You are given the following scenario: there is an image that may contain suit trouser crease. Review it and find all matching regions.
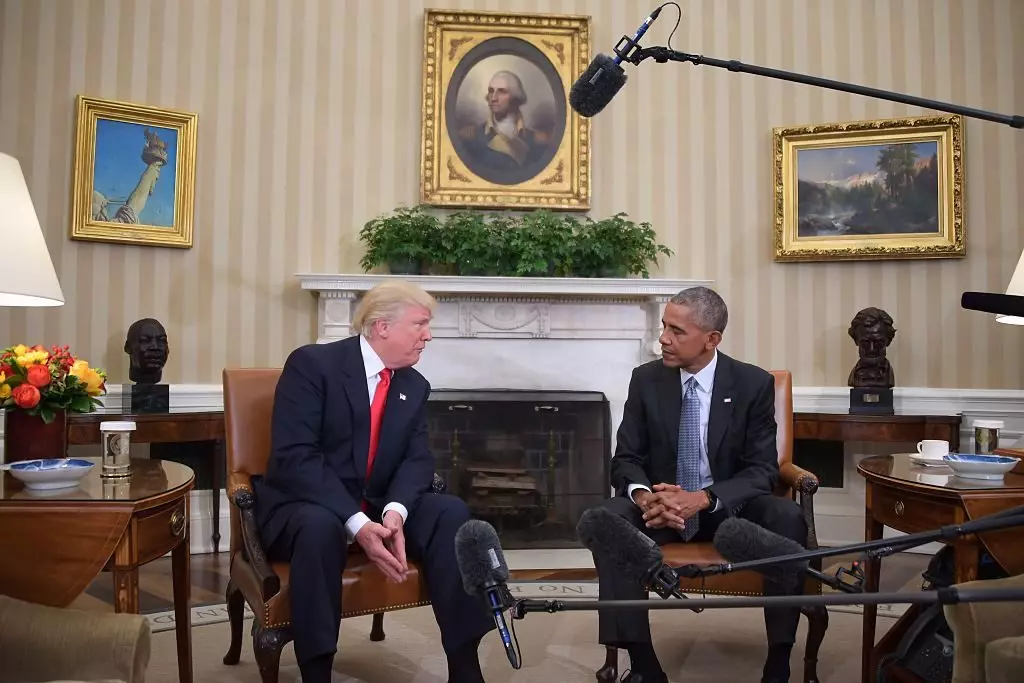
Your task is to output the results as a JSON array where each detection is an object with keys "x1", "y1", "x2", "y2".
[
  {"x1": 595, "y1": 494, "x2": 807, "y2": 649},
  {"x1": 264, "y1": 494, "x2": 495, "y2": 666}
]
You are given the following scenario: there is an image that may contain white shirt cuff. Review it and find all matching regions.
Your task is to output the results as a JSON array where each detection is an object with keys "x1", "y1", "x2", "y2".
[
  {"x1": 345, "y1": 511, "x2": 371, "y2": 542},
  {"x1": 627, "y1": 483, "x2": 652, "y2": 506},
  {"x1": 382, "y1": 502, "x2": 408, "y2": 523}
]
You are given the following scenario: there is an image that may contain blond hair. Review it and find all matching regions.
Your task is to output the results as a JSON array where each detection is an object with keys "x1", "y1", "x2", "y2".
[{"x1": 352, "y1": 280, "x2": 437, "y2": 337}]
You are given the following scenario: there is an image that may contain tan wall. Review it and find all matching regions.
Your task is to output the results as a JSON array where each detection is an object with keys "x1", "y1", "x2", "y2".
[{"x1": 1, "y1": 0, "x2": 1022, "y2": 388}]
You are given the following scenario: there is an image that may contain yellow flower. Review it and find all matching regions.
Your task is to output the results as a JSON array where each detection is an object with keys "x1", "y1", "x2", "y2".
[
  {"x1": 16, "y1": 350, "x2": 48, "y2": 367},
  {"x1": 12, "y1": 344, "x2": 27, "y2": 356},
  {"x1": 0, "y1": 384, "x2": 10, "y2": 400},
  {"x1": 71, "y1": 361, "x2": 104, "y2": 396}
]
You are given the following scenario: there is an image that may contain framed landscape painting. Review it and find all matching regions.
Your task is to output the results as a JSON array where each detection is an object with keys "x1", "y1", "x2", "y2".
[
  {"x1": 70, "y1": 95, "x2": 197, "y2": 248},
  {"x1": 773, "y1": 114, "x2": 964, "y2": 262},
  {"x1": 420, "y1": 9, "x2": 591, "y2": 210}
]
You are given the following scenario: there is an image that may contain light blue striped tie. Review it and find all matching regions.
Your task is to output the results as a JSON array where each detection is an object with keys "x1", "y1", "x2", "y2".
[{"x1": 676, "y1": 376, "x2": 702, "y2": 541}]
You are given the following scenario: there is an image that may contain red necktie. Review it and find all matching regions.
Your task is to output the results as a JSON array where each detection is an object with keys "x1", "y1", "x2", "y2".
[{"x1": 363, "y1": 368, "x2": 392, "y2": 511}]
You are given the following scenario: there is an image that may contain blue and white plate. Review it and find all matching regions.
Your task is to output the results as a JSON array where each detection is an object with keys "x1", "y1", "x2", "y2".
[
  {"x1": 4, "y1": 458, "x2": 95, "y2": 490},
  {"x1": 943, "y1": 453, "x2": 1020, "y2": 481}
]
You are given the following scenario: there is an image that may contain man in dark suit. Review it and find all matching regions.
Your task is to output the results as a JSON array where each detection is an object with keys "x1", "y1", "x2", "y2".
[
  {"x1": 253, "y1": 280, "x2": 494, "y2": 683},
  {"x1": 591, "y1": 286, "x2": 807, "y2": 683}
]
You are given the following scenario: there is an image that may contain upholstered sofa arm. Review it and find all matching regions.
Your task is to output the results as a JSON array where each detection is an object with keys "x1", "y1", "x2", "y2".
[
  {"x1": 227, "y1": 472, "x2": 280, "y2": 600},
  {"x1": 944, "y1": 574, "x2": 1024, "y2": 683},
  {"x1": 0, "y1": 595, "x2": 150, "y2": 683}
]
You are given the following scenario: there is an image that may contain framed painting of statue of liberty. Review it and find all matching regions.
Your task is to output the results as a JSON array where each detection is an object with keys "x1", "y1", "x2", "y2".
[
  {"x1": 69, "y1": 95, "x2": 197, "y2": 248},
  {"x1": 773, "y1": 114, "x2": 965, "y2": 262},
  {"x1": 420, "y1": 9, "x2": 591, "y2": 210}
]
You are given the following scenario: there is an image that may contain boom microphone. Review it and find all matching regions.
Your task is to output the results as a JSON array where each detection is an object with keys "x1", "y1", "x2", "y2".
[
  {"x1": 569, "y1": 6, "x2": 663, "y2": 117},
  {"x1": 576, "y1": 507, "x2": 700, "y2": 609},
  {"x1": 711, "y1": 517, "x2": 809, "y2": 581},
  {"x1": 961, "y1": 291, "x2": 1024, "y2": 320},
  {"x1": 454, "y1": 519, "x2": 521, "y2": 669}
]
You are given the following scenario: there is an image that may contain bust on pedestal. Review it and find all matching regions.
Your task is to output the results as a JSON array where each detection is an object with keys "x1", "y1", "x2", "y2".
[
  {"x1": 848, "y1": 307, "x2": 896, "y2": 415},
  {"x1": 121, "y1": 318, "x2": 170, "y2": 413}
]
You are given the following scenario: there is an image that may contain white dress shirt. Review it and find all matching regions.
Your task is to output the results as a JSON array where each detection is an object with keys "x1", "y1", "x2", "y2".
[
  {"x1": 344, "y1": 336, "x2": 409, "y2": 540},
  {"x1": 628, "y1": 350, "x2": 721, "y2": 512}
]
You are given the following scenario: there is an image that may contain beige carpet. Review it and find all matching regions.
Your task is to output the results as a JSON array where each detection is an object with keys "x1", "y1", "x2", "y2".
[{"x1": 146, "y1": 605, "x2": 890, "y2": 682}]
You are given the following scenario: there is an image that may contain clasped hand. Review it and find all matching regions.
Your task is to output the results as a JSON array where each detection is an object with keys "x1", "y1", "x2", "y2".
[
  {"x1": 635, "y1": 484, "x2": 709, "y2": 531},
  {"x1": 354, "y1": 510, "x2": 410, "y2": 583}
]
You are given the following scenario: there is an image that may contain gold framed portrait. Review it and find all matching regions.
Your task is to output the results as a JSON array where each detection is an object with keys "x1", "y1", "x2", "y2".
[
  {"x1": 420, "y1": 9, "x2": 591, "y2": 211},
  {"x1": 773, "y1": 114, "x2": 964, "y2": 262},
  {"x1": 70, "y1": 95, "x2": 197, "y2": 248}
]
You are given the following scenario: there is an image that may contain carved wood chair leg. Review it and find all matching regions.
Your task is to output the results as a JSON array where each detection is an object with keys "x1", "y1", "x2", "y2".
[
  {"x1": 800, "y1": 604, "x2": 829, "y2": 683},
  {"x1": 370, "y1": 612, "x2": 386, "y2": 641},
  {"x1": 222, "y1": 580, "x2": 246, "y2": 665},
  {"x1": 252, "y1": 622, "x2": 289, "y2": 683},
  {"x1": 595, "y1": 645, "x2": 619, "y2": 682}
]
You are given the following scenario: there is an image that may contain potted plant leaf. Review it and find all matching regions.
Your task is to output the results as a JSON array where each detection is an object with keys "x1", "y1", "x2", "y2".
[
  {"x1": 588, "y1": 213, "x2": 673, "y2": 277},
  {"x1": 358, "y1": 205, "x2": 441, "y2": 275}
]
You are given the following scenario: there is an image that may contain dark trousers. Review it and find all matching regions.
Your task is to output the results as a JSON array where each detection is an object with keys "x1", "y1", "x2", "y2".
[
  {"x1": 263, "y1": 493, "x2": 495, "y2": 666},
  {"x1": 595, "y1": 494, "x2": 808, "y2": 649}
]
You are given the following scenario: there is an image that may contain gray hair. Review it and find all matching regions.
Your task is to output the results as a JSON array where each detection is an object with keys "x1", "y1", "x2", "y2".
[
  {"x1": 670, "y1": 286, "x2": 728, "y2": 333},
  {"x1": 488, "y1": 70, "x2": 527, "y2": 106}
]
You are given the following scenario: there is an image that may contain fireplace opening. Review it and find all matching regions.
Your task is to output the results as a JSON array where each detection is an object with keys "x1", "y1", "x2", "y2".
[{"x1": 427, "y1": 390, "x2": 611, "y2": 549}]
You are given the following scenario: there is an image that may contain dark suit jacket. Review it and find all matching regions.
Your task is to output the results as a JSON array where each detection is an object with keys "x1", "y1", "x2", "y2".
[
  {"x1": 253, "y1": 336, "x2": 435, "y2": 548},
  {"x1": 610, "y1": 352, "x2": 779, "y2": 513}
]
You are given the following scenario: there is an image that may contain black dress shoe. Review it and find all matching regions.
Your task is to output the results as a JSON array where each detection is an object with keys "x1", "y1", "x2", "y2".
[
  {"x1": 761, "y1": 678, "x2": 789, "y2": 683},
  {"x1": 620, "y1": 671, "x2": 669, "y2": 683}
]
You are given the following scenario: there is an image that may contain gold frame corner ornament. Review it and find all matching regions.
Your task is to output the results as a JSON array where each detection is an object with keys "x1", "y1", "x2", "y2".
[
  {"x1": 420, "y1": 9, "x2": 592, "y2": 211},
  {"x1": 772, "y1": 114, "x2": 965, "y2": 263},
  {"x1": 70, "y1": 94, "x2": 198, "y2": 249}
]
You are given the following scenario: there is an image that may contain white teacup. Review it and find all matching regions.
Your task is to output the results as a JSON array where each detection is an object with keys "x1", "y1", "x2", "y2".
[{"x1": 917, "y1": 439, "x2": 950, "y2": 459}]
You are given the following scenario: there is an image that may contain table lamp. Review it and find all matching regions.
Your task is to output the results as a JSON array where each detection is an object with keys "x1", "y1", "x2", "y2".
[{"x1": 0, "y1": 152, "x2": 64, "y2": 307}]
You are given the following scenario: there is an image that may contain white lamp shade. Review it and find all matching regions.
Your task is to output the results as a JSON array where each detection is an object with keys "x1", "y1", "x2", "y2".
[
  {"x1": 0, "y1": 152, "x2": 64, "y2": 307},
  {"x1": 996, "y1": 248, "x2": 1024, "y2": 325}
]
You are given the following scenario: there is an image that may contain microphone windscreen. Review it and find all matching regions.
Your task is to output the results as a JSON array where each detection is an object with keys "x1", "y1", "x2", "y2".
[
  {"x1": 712, "y1": 517, "x2": 809, "y2": 580},
  {"x1": 961, "y1": 291, "x2": 1024, "y2": 317},
  {"x1": 576, "y1": 507, "x2": 662, "y2": 583},
  {"x1": 569, "y1": 54, "x2": 627, "y2": 117},
  {"x1": 454, "y1": 519, "x2": 510, "y2": 597}
]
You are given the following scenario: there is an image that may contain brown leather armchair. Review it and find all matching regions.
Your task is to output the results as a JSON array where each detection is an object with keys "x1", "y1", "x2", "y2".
[
  {"x1": 220, "y1": 368, "x2": 439, "y2": 683},
  {"x1": 596, "y1": 370, "x2": 829, "y2": 683}
]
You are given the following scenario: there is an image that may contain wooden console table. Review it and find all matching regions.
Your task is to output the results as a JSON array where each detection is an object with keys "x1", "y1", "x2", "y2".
[
  {"x1": 857, "y1": 454, "x2": 1024, "y2": 683},
  {"x1": 794, "y1": 410, "x2": 962, "y2": 450},
  {"x1": 68, "y1": 408, "x2": 225, "y2": 549},
  {"x1": 0, "y1": 457, "x2": 196, "y2": 683}
]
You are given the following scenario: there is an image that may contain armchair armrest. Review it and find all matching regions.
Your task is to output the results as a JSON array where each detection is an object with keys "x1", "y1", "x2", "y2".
[
  {"x1": 779, "y1": 462, "x2": 821, "y2": 552},
  {"x1": 227, "y1": 471, "x2": 281, "y2": 600},
  {"x1": 779, "y1": 462, "x2": 819, "y2": 496}
]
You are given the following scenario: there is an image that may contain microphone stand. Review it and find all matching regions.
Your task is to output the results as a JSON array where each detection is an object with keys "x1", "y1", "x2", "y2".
[
  {"x1": 508, "y1": 585, "x2": 1024, "y2": 617},
  {"x1": 613, "y1": 38, "x2": 1024, "y2": 129},
  {"x1": 677, "y1": 507, "x2": 1024, "y2": 585}
]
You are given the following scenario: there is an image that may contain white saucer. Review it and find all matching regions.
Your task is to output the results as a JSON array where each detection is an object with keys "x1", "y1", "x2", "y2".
[{"x1": 907, "y1": 453, "x2": 949, "y2": 467}]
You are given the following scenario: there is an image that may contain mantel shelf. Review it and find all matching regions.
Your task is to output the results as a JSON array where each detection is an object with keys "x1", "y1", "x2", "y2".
[{"x1": 297, "y1": 273, "x2": 711, "y2": 298}]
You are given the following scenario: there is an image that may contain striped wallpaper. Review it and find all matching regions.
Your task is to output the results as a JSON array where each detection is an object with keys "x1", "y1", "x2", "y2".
[{"x1": 0, "y1": 0, "x2": 1022, "y2": 389}]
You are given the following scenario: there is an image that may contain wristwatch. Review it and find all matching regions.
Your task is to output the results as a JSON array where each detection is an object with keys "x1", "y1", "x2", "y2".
[{"x1": 703, "y1": 488, "x2": 717, "y2": 509}]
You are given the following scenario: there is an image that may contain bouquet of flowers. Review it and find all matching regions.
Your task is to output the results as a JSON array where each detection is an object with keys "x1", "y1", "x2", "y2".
[{"x1": 0, "y1": 344, "x2": 107, "y2": 423}]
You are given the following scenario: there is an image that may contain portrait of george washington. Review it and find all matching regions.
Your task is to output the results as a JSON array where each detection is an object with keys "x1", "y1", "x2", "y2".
[{"x1": 446, "y1": 36, "x2": 565, "y2": 186}]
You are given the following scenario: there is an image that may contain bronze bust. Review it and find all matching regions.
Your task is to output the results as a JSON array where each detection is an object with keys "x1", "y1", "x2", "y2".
[
  {"x1": 847, "y1": 307, "x2": 896, "y2": 389},
  {"x1": 124, "y1": 318, "x2": 169, "y2": 385}
]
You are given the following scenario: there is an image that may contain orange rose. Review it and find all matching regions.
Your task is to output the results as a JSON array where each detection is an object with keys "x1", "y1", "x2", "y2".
[
  {"x1": 26, "y1": 364, "x2": 51, "y2": 388},
  {"x1": 11, "y1": 383, "x2": 40, "y2": 409}
]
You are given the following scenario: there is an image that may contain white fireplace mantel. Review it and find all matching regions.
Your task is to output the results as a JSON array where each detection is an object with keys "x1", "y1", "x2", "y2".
[{"x1": 298, "y1": 273, "x2": 712, "y2": 439}]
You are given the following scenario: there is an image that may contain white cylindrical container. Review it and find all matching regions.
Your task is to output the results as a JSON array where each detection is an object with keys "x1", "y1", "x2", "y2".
[
  {"x1": 973, "y1": 419, "x2": 1004, "y2": 455},
  {"x1": 99, "y1": 421, "x2": 137, "y2": 478}
]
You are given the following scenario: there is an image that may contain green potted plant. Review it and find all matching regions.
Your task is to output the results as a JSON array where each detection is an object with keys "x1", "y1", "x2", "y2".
[
  {"x1": 446, "y1": 211, "x2": 509, "y2": 276},
  {"x1": 358, "y1": 205, "x2": 441, "y2": 275},
  {"x1": 511, "y1": 211, "x2": 576, "y2": 277},
  {"x1": 587, "y1": 213, "x2": 673, "y2": 277}
]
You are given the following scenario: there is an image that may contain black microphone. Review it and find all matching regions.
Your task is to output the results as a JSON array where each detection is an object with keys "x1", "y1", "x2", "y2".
[
  {"x1": 454, "y1": 519, "x2": 520, "y2": 669},
  {"x1": 961, "y1": 291, "x2": 1024, "y2": 319},
  {"x1": 576, "y1": 507, "x2": 701, "y2": 610},
  {"x1": 569, "y1": 6, "x2": 663, "y2": 117},
  {"x1": 709, "y1": 517, "x2": 810, "y2": 582}
]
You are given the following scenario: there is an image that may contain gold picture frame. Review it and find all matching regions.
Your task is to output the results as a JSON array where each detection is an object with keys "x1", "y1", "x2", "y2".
[
  {"x1": 420, "y1": 9, "x2": 591, "y2": 210},
  {"x1": 773, "y1": 114, "x2": 964, "y2": 262},
  {"x1": 70, "y1": 95, "x2": 197, "y2": 248}
]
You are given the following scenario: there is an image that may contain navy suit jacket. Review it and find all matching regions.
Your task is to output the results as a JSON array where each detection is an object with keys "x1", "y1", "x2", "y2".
[
  {"x1": 609, "y1": 352, "x2": 779, "y2": 513},
  {"x1": 253, "y1": 335, "x2": 435, "y2": 548}
]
